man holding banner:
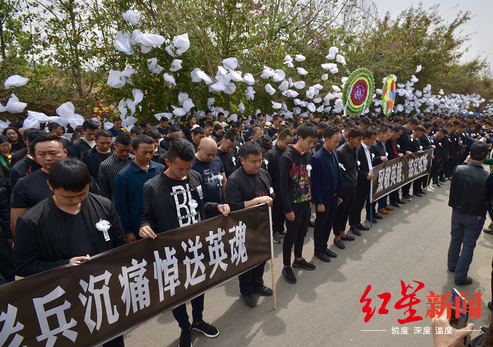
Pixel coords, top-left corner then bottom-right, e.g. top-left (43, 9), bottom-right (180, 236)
top-left (139, 139), bottom-right (229, 347)
top-left (225, 141), bottom-right (273, 308)
top-left (13, 158), bottom-right (127, 347)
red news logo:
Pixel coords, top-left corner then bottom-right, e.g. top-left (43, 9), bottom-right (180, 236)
top-left (360, 281), bottom-right (481, 324)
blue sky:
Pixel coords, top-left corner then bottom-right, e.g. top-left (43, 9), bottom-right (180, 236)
top-left (372, 0), bottom-right (492, 70)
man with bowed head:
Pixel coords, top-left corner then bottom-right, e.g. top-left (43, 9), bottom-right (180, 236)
top-left (139, 139), bottom-right (229, 347)
top-left (280, 122), bottom-right (319, 284)
top-left (226, 141), bottom-right (274, 308)
top-left (312, 125), bottom-right (344, 263)
top-left (13, 158), bottom-right (127, 347)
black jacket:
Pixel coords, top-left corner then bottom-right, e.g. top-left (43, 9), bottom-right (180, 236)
top-left (13, 193), bottom-right (127, 277)
top-left (371, 140), bottom-right (387, 166)
top-left (225, 167), bottom-right (272, 211)
top-left (396, 128), bottom-right (412, 153)
top-left (140, 170), bottom-right (219, 234)
top-left (68, 138), bottom-right (93, 159)
top-left (335, 143), bottom-right (358, 188)
top-left (357, 145), bottom-right (372, 180)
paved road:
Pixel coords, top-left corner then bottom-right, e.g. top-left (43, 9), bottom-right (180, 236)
top-left (124, 181), bottom-right (493, 346)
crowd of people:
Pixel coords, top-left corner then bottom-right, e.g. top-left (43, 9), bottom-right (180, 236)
top-left (1, 110), bottom-right (493, 347)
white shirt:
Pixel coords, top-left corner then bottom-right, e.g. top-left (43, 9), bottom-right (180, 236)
top-left (362, 142), bottom-right (373, 174)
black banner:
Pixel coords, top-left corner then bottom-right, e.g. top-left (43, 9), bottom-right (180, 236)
top-left (371, 149), bottom-right (433, 202)
top-left (0, 204), bottom-right (271, 347)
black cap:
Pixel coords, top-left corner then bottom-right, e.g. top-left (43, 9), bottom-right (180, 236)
top-left (470, 141), bottom-right (489, 160)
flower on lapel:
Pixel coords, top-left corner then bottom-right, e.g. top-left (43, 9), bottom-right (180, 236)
top-left (96, 219), bottom-right (111, 241)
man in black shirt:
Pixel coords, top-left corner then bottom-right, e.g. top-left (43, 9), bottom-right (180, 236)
top-left (333, 127), bottom-right (363, 250)
top-left (68, 119), bottom-right (98, 159)
top-left (225, 141), bottom-right (273, 307)
top-left (192, 137), bottom-right (227, 218)
top-left (48, 122), bottom-right (71, 149)
top-left (183, 115), bottom-right (197, 142)
top-left (11, 133), bottom-right (99, 235)
top-left (396, 117), bottom-right (418, 199)
top-left (81, 129), bottom-right (114, 184)
top-left (191, 126), bottom-right (206, 153)
top-left (216, 130), bottom-right (239, 178)
top-left (139, 140), bottom-right (228, 347)
top-left (267, 114), bottom-right (280, 138)
top-left (265, 128), bottom-right (294, 243)
top-left (13, 158), bottom-right (127, 347)
top-left (157, 116), bottom-right (169, 136)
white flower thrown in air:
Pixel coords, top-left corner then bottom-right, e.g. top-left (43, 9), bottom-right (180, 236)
top-left (95, 219), bottom-right (111, 241)
top-left (188, 199), bottom-right (198, 210)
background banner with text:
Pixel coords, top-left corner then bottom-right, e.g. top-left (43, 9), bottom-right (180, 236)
top-left (0, 204), bottom-right (271, 347)
top-left (371, 149), bottom-right (433, 202)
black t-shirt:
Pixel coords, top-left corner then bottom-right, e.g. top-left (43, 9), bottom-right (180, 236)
top-left (11, 170), bottom-right (51, 208)
top-left (157, 126), bottom-right (169, 136)
top-left (11, 169), bottom-right (100, 208)
top-left (216, 148), bottom-right (239, 178)
top-left (191, 157), bottom-right (224, 204)
top-left (60, 209), bottom-right (96, 256)
top-left (11, 141), bottom-right (26, 153)
top-left (165, 175), bottom-right (200, 227)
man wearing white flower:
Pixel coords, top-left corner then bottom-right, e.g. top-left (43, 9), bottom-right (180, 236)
top-left (13, 158), bottom-right (127, 347)
top-left (139, 139), bottom-right (229, 347)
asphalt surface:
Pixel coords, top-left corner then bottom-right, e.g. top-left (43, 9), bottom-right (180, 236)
top-left (124, 180), bottom-right (493, 347)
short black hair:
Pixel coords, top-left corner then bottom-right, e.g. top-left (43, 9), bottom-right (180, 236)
top-left (160, 116), bottom-right (169, 123)
top-left (205, 109), bottom-right (212, 115)
top-left (30, 132), bottom-right (63, 156)
top-left (192, 126), bottom-right (205, 135)
top-left (130, 126), bottom-right (143, 136)
top-left (203, 121), bottom-right (214, 129)
top-left (169, 124), bottom-right (181, 133)
top-left (145, 127), bottom-right (161, 140)
top-left (240, 141), bottom-right (262, 159)
top-left (0, 135), bottom-right (9, 144)
top-left (272, 114), bottom-right (280, 121)
top-left (48, 158), bottom-right (91, 193)
top-left (324, 125), bottom-right (340, 139)
top-left (169, 131), bottom-right (187, 144)
top-left (376, 125), bottom-right (389, 134)
top-left (414, 125), bottom-right (426, 133)
top-left (296, 122), bottom-right (318, 140)
top-left (140, 119), bottom-right (150, 128)
top-left (48, 122), bottom-right (62, 132)
top-left (217, 112), bottom-right (224, 118)
top-left (407, 117), bottom-right (419, 126)
top-left (438, 127), bottom-right (449, 135)
top-left (214, 124), bottom-right (223, 131)
top-left (114, 133), bottom-right (132, 146)
top-left (24, 129), bottom-right (42, 144)
top-left (256, 134), bottom-right (273, 151)
top-left (334, 119), bottom-right (344, 126)
top-left (347, 126), bottom-right (364, 140)
top-left (223, 130), bottom-right (236, 143)
top-left (279, 128), bottom-right (294, 140)
top-left (168, 139), bottom-right (195, 163)
top-left (82, 119), bottom-right (99, 131)
top-left (392, 125), bottom-right (405, 133)
top-left (364, 128), bottom-right (376, 139)
top-left (95, 129), bottom-right (113, 139)
top-left (112, 117), bottom-right (122, 122)
top-left (188, 115), bottom-right (196, 121)
top-left (132, 134), bottom-right (154, 149)
top-left (318, 121), bottom-right (329, 130)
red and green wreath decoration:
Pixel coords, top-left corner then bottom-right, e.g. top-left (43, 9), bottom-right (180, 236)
top-left (382, 75), bottom-right (396, 116)
top-left (343, 68), bottom-right (375, 117)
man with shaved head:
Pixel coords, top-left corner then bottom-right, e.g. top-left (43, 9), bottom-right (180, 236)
top-left (192, 137), bottom-right (227, 218)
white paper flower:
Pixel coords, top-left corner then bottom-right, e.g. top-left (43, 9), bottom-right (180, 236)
top-left (4, 75), bottom-right (29, 89)
top-left (297, 67), bottom-right (308, 75)
top-left (295, 54), bottom-right (306, 62)
top-left (326, 46), bottom-right (339, 60)
top-left (265, 83), bottom-right (276, 95)
top-left (123, 10), bottom-right (140, 25)
top-left (170, 59), bottom-right (182, 72)
top-left (188, 199), bottom-right (198, 210)
top-left (96, 219), bottom-right (111, 232)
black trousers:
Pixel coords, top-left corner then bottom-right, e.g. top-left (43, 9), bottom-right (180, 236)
top-left (402, 182), bottom-right (412, 197)
top-left (103, 336), bottom-right (125, 347)
top-left (0, 226), bottom-right (13, 283)
top-left (314, 201), bottom-right (338, 253)
top-left (389, 190), bottom-right (400, 204)
top-left (172, 294), bottom-right (205, 330)
top-left (333, 186), bottom-right (356, 235)
top-left (0, 190), bottom-right (11, 239)
top-left (272, 194), bottom-right (285, 233)
top-left (283, 202), bottom-right (310, 266)
top-left (349, 181), bottom-right (370, 227)
top-left (239, 262), bottom-right (265, 295)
